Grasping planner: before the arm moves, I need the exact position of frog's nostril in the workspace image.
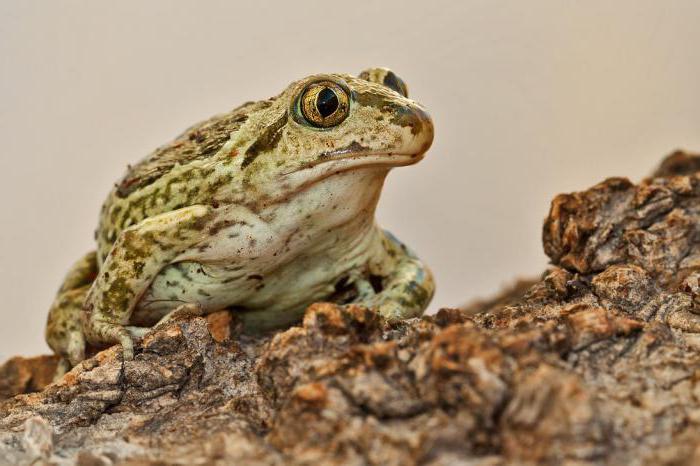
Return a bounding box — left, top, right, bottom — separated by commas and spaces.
392, 105, 431, 137
388, 105, 433, 158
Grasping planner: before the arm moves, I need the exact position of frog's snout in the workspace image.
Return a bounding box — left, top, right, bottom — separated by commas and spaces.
394, 104, 434, 158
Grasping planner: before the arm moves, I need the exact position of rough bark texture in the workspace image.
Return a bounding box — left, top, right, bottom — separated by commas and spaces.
1, 151, 699, 466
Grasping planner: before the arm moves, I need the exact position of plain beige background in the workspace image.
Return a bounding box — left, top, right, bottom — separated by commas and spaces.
1, 1, 699, 361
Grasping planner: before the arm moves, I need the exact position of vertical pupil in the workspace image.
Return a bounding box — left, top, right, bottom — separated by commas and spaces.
316, 88, 339, 118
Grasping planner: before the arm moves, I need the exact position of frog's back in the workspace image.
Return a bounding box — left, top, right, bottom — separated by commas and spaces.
96, 99, 272, 263
116, 100, 273, 198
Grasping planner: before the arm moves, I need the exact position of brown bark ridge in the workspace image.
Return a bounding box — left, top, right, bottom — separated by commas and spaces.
1, 151, 699, 466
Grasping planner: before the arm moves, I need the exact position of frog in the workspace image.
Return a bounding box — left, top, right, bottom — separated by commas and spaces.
45, 67, 435, 377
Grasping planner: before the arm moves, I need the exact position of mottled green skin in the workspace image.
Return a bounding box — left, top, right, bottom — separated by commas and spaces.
45, 68, 435, 376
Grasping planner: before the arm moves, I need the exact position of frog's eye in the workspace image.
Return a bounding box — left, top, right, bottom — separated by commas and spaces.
299, 81, 350, 128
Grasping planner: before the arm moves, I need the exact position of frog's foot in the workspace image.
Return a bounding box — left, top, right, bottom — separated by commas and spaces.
53, 358, 71, 381
66, 331, 86, 366
83, 306, 203, 363
83, 205, 217, 362
348, 231, 435, 322
83, 317, 136, 361
376, 299, 417, 322
355, 295, 422, 322
349, 274, 377, 302
51, 337, 85, 381
51, 333, 85, 381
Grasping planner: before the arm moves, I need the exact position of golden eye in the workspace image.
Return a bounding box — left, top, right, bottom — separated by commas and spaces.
299, 81, 350, 128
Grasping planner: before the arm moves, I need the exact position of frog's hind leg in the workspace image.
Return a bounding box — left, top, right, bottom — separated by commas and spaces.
45, 251, 97, 379
46, 286, 89, 378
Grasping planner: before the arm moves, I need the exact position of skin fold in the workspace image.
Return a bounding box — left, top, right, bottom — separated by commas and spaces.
45, 68, 435, 378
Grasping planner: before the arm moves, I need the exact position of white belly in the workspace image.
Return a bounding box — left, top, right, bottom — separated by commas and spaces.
133, 222, 385, 326
133, 168, 390, 328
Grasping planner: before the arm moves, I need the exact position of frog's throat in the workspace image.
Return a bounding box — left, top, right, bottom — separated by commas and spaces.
256, 153, 420, 207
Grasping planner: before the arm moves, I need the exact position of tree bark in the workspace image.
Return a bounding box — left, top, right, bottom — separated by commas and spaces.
1, 151, 699, 466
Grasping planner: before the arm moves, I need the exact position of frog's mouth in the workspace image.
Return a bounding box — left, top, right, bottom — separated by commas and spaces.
284, 101, 433, 179
283, 132, 433, 177
284, 150, 423, 176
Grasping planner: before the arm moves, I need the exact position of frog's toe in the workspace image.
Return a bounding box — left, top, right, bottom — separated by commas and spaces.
376, 300, 415, 322
84, 319, 136, 361
66, 332, 86, 367
350, 298, 415, 322
125, 326, 151, 339
53, 358, 71, 382
119, 334, 135, 361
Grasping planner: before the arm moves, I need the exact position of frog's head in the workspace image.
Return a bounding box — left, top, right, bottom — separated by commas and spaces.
234, 68, 433, 198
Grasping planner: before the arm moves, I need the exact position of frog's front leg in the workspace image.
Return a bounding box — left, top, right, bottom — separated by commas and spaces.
358, 230, 435, 321
83, 204, 216, 360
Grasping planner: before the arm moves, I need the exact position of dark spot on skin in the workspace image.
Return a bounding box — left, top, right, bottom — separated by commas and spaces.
173, 263, 193, 282
247, 274, 263, 281
198, 267, 215, 279
319, 140, 369, 159
390, 107, 423, 136
242, 111, 288, 169
132, 262, 145, 276
281, 227, 300, 251
356, 92, 423, 135
382, 71, 408, 97
328, 275, 359, 304
369, 274, 384, 293
208, 219, 232, 235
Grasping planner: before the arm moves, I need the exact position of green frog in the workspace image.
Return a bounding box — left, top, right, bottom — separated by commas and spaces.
45, 68, 435, 377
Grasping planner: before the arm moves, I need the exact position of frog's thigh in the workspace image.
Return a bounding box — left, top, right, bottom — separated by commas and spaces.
364, 230, 435, 321
58, 251, 98, 293
83, 204, 215, 360
46, 285, 88, 368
